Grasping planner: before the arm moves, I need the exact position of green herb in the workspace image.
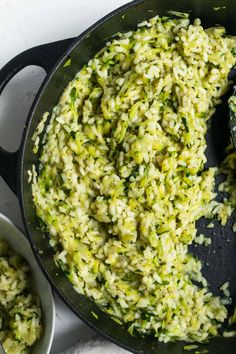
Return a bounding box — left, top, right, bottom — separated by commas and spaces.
231, 48, 236, 57
168, 11, 189, 18
56, 259, 70, 276
184, 345, 198, 351
36, 216, 47, 232
182, 117, 189, 132
111, 316, 123, 325
213, 6, 226, 11
63, 57, 71, 68
91, 311, 99, 320
70, 87, 77, 104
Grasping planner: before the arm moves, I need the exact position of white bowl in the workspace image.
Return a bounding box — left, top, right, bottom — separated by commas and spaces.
0, 213, 55, 354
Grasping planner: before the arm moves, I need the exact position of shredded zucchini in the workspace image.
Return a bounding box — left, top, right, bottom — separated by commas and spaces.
31, 16, 236, 343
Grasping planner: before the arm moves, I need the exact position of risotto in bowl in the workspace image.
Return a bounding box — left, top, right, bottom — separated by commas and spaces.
0, 213, 55, 354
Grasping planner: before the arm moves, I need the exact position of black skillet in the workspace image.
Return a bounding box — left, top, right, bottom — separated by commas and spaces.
0, 0, 236, 353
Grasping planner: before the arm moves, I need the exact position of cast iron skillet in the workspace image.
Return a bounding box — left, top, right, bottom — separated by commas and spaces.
0, 0, 236, 353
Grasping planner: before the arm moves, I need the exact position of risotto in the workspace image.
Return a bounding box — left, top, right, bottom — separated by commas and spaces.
31, 16, 236, 343
0, 238, 42, 353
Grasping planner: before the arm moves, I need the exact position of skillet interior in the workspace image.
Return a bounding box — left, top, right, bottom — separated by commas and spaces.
20, 0, 236, 352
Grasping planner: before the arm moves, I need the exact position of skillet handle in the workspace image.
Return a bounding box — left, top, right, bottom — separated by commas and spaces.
0, 38, 76, 194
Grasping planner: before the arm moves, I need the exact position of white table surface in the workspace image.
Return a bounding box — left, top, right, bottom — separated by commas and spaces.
0, 0, 131, 352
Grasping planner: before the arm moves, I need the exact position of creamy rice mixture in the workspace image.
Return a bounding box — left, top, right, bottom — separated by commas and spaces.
31, 16, 236, 342
0, 238, 42, 354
